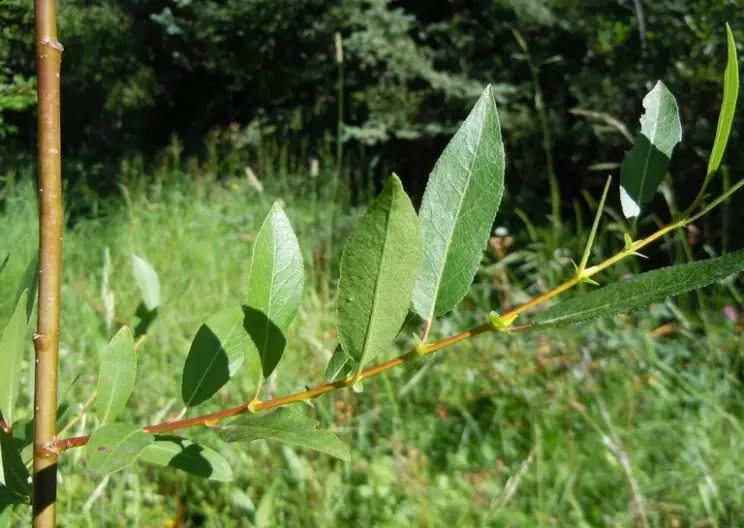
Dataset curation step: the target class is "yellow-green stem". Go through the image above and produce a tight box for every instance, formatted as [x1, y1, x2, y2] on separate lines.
[33, 0, 64, 525]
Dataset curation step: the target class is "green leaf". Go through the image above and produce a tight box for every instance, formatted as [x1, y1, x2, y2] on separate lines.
[337, 174, 422, 371]
[706, 23, 739, 179]
[324, 344, 353, 382]
[0, 429, 30, 501]
[0, 290, 28, 426]
[87, 423, 154, 475]
[131, 254, 161, 311]
[245, 202, 304, 378]
[532, 249, 744, 328]
[96, 326, 136, 424]
[222, 407, 350, 461]
[619, 81, 682, 218]
[138, 435, 233, 482]
[255, 479, 279, 528]
[413, 84, 506, 322]
[13, 253, 37, 325]
[181, 306, 260, 408]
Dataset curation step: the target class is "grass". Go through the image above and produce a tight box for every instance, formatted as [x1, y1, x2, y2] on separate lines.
[1, 162, 743, 527]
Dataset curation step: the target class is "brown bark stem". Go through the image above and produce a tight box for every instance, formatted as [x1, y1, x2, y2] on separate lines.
[33, 0, 63, 525]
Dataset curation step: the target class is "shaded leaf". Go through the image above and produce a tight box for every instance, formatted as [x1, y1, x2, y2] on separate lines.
[533, 249, 744, 328]
[181, 306, 259, 408]
[222, 407, 350, 461]
[0, 291, 28, 426]
[324, 344, 353, 382]
[13, 253, 37, 325]
[706, 23, 739, 179]
[138, 435, 233, 482]
[337, 174, 422, 370]
[619, 81, 681, 218]
[87, 423, 154, 475]
[245, 202, 304, 378]
[413, 84, 506, 322]
[131, 254, 161, 311]
[96, 326, 136, 424]
[0, 429, 30, 501]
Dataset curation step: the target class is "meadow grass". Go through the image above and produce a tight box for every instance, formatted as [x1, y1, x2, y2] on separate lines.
[1, 166, 743, 527]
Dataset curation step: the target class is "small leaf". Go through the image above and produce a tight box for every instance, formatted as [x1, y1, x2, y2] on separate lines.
[337, 174, 422, 371]
[413, 84, 506, 322]
[96, 326, 136, 424]
[245, 202, 304, 379]
[87, 423, 154, 475]
[13, 253, 37, 325]
[0, 291, 28, 426]
[138, 435, 233, 482]
[324, 344, 353, 382]
[0, 429, 30, 500]
[706, 24, 739, 179]
[181, 306, 260, 408]
[131, 254, 161, 311]
[619, 81, 682, 218]
[222, 407, 350, 461]
[533, 249, 744, 328]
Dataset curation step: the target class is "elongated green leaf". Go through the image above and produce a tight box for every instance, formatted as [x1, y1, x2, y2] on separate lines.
[533, 249, 744, 328]
[87, 423, 154, 475]
[337, 174, 422, 370]
[96, 326, 136, 424]
[0, 291, 28, 426]
[181, 306, 260, 407]
[131, 254, 161, 311]
[13, 253, 37, 325]
[413, 84, 505, 322]
[619, 81, 682, 218]
[245, 202, 304, 378]
[256, 479, 279, 528]
[0, 429, 30, 501]
[222, 407, 350, 461]
[706, 23, 739, 178]
[138, 435, 233, 482]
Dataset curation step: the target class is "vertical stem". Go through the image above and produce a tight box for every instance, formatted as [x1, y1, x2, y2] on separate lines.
[33, 0, 63, 525]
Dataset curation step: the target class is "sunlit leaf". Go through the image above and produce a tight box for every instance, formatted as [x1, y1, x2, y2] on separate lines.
[181, 306, 260, 408]
[131, 254, 161, 311]
[0, 429, 30, 502]
[0, 291, 28, 426]
[222, 407, 350, 461]
[87, 423, 154, 475]
[706, 23, 739, 179]
[619, 81, 681, 218]
[245, 202, 304, 378]
[533, 249, 744, 328]
[96, 326, 136, 424]
[138, 435, 233, 482]
[413, 84, 505, 323]
[337, 174, 422, 371]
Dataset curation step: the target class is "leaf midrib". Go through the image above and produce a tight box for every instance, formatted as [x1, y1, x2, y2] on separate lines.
[636, 89, 663, 202]
[425, 99, 489, 320]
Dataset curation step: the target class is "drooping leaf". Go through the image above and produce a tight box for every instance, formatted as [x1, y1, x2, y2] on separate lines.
[532, 249, 744, 328]
[138, 435, 233, 482]
[13, 253, 37, 325]
[96, 326, 136, 424]
[87, 423, 154, 475]
[131, 254, 161, 311]
[413, 84, 506, 322]
[337, 174, 422, 371]
[0, 291, 28, 426]
[245, 202, 304, 379]
[706, 23, 739, 179]
[0, 429, 30, 501]
[181, 306, 260, 408]
[222, 407, 350, 461]
[324, 344, 353, 382]
[619, 81, 682, 218]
